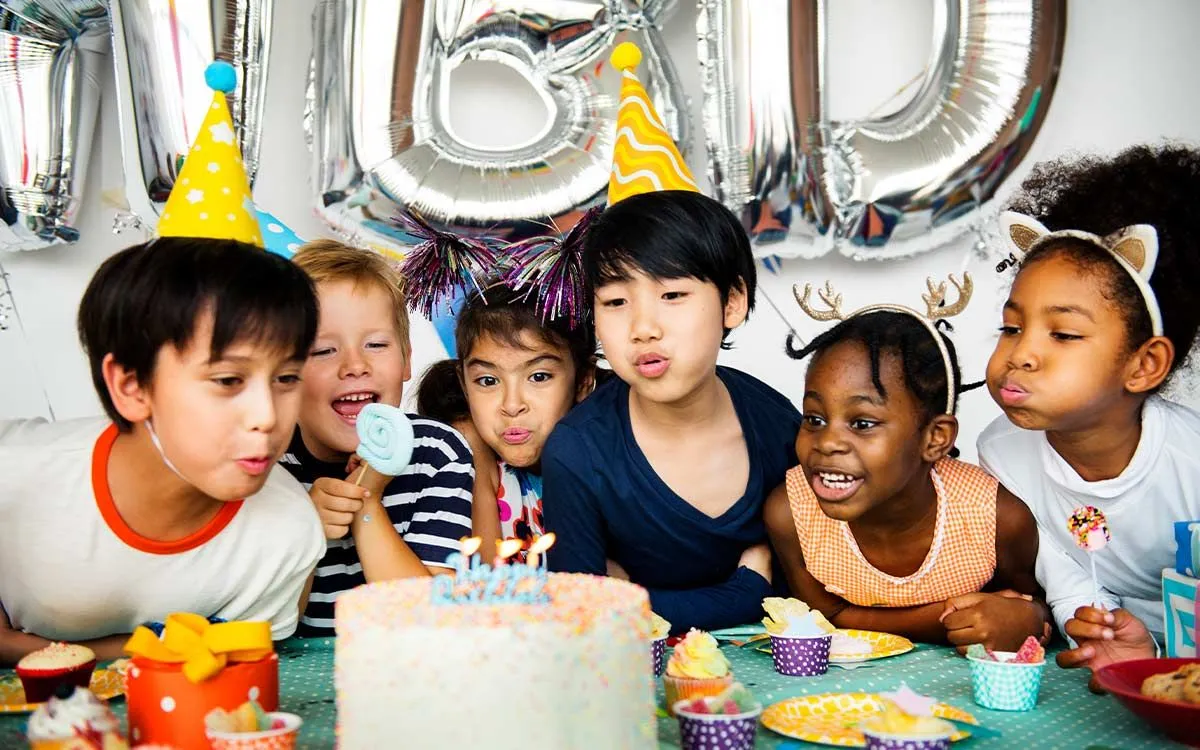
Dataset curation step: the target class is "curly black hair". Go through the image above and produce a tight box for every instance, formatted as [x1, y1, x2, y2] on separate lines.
[785, 311, 964, 425]
[1006, 144, 1200, 379]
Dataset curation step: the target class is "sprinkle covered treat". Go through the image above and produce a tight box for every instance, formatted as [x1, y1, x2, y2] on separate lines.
[334, 573, 656, 748]
[16, 645, 97, 705]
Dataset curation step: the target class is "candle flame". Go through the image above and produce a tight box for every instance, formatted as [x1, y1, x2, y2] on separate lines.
[528, 533, 556, 555]
[461, 536, 483, 556]
[497, 539, 523, 560]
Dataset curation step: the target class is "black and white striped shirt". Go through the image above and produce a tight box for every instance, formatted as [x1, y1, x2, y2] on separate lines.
[279, 416, 474, 636]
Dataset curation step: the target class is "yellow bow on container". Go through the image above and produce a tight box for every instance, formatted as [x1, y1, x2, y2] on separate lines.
[124, 613, 273, 683]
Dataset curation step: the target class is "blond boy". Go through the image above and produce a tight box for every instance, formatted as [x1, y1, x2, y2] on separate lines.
[283, 241, 473, 636]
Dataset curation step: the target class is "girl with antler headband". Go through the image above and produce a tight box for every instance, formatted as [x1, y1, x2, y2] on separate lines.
[979, 145, 1200, 685]
[764, 274, 1050, 651]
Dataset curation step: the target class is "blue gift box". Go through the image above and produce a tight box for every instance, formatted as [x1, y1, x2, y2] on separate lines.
[1162, 568, 1197, 658]
[1176, 520, 1200, 576]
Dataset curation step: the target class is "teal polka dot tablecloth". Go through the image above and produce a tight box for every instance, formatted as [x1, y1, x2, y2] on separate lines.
[0, 639, 1184, 748]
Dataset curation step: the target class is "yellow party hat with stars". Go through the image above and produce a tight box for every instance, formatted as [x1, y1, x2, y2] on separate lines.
[157, 61, 263, 247]
[607, 42, 699, 205]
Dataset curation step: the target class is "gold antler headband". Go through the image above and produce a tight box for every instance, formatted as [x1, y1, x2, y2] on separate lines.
[794, 274, 974, 414]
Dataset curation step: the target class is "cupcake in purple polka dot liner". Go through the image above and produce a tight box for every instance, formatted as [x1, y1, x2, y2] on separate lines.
[673, 682, 762, 750]
[762, 597, 834, 676]
[860, 685, 954, 750]
[651, 612, 671, 677]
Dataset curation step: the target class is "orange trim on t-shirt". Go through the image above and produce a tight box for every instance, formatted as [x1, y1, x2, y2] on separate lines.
[92, 423, 244, 555]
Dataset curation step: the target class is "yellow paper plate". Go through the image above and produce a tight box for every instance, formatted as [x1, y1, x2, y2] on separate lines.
[0, 669, 125, 714]
[762, 692, 977, 747]
[829, 629, 915, 663]
[754, 629, 915, 663]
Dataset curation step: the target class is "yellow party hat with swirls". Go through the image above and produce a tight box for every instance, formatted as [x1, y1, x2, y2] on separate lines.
[157, 62, 263, 247]
[607, 43, 699, 205]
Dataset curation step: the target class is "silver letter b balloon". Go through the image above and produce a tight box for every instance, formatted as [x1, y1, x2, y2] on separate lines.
[699, 0, 1066, 260]
[308, 0, 689, 249]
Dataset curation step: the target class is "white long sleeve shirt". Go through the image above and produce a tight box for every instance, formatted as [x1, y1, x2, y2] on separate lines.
[977, 396, 1200, 640]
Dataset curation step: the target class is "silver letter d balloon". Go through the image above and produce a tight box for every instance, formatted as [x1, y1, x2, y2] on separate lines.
[700, 0, 1066, 260]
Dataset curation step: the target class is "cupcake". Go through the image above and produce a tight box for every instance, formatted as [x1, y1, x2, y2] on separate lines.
[650, 613, 671, 677]
[966, 637, 1046, 711]
[17, 643, 97, 704]
[26, 684, 127, 750]
[860, 685, 954, 750]
[205, 700, 302, 750]
[762, 597, 834, 676]
[673, 682, 762, 750]
[662, 630, 733, 716]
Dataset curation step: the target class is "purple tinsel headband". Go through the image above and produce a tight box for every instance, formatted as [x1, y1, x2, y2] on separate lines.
[400, 208, 601, 329]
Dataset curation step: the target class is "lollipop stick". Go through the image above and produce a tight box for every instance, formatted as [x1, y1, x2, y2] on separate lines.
[352, 462, 369, 487]
[1090, 554, 1100, 609]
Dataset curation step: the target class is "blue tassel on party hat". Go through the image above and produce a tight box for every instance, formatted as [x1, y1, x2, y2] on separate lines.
[607, 42, 698, 205]
[157, 61, 263, 247]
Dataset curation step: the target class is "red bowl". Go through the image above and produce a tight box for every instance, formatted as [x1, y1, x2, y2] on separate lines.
[1093, 658, 1200, 747]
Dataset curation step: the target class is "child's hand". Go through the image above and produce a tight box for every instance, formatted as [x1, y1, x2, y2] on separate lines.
[738, 543, 772, 584]
[1058, 607, 1156, 690]
[940, 590, 1047, 652]
[309, 477, 369, 540]
[606, 559, 630, 580]
[345, 454, 364, 476]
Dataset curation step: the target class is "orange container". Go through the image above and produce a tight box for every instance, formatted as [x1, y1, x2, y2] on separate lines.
[125, 652, 279, 750]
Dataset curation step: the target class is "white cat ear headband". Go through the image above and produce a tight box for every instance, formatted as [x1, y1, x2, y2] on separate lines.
[997, 211, 1163, 337]
[793, 274, 974, 415]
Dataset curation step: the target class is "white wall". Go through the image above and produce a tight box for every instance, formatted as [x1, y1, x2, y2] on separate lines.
[3, 0, 1199, 462]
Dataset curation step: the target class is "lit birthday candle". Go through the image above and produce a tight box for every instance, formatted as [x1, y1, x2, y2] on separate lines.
[495, 539, 523, 567]
[448, 536, 483, 578]
[526, 533, 556, 570]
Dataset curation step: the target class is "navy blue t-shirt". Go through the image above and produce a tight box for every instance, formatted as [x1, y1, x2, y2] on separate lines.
[543, 366, 800, 633]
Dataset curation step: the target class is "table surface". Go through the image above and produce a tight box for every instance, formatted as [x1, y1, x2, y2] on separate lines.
[0, 637, 1182, 749]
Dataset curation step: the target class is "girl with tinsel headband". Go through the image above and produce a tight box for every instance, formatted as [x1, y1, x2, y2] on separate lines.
[406, 210, 601, 557]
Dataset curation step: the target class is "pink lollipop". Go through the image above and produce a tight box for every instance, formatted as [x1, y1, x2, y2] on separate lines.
[1067, 505, 1110, 551]
[1067, 505, 1110, 607]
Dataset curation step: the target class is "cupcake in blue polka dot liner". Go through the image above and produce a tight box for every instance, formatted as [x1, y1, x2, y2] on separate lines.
[673, 682, 762, 750]
[762, 597, 834, 676]
[650, 612, 671, 677]
[860, 685, 954, 750]
[966, 637, 1046, 711]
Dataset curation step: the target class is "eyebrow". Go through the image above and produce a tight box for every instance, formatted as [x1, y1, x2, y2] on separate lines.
[1044, 304, 1096, 321]
[465, 353, 564, 369]
[803, 391, 886, 407]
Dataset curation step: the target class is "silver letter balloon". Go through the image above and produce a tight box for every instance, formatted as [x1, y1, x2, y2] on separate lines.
[698, 0, 1066, 260]
[307, 0, 689, 249]
[0, 1, 108, 251]
[108, 0, 273, 227]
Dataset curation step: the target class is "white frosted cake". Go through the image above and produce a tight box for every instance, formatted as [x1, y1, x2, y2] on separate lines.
[335, 573, 656, 749]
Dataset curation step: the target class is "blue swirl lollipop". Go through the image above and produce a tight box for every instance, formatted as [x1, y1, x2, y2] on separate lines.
[355, 403, 415, 477]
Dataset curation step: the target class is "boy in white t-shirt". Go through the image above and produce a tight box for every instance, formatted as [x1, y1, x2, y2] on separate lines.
[0, 237, 327, 665]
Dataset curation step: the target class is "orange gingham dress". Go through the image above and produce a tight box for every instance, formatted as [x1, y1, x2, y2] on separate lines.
[785, 458, 998, 607]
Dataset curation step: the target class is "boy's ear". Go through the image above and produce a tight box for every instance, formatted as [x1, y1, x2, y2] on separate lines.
[575, 362, 597, 403]
[1124, 335, 1174, 394]
[723, 281, 750, 329]
[401, 339, 413, 383]
[102, 353, 152, 424]
[921, 413, 959, 463]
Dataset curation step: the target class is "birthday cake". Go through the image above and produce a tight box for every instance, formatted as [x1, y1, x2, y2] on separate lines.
[335, 571, 656, 749]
